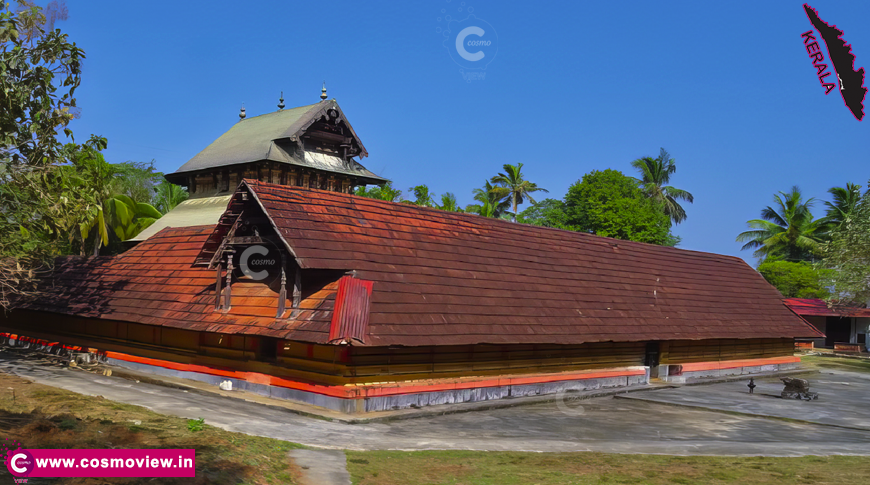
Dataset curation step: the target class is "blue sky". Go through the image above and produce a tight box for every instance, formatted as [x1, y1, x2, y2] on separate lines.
[61, 1, 869, 264]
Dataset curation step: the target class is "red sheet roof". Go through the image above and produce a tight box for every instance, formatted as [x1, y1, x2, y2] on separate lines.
[14, 181, 822, 346]
[783, 298, 870, 318]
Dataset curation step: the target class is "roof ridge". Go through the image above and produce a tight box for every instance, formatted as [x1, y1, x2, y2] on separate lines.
[247, 180, 744, 263]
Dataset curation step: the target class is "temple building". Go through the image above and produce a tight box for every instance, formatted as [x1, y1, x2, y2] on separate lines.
[0, 91, 823, 414]
[133, 86, 385, 242]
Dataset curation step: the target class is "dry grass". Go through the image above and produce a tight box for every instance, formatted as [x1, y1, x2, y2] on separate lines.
[0, 372, 303, 484]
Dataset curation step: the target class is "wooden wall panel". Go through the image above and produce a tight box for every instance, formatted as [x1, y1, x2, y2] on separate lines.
[663, 338, 793, 364]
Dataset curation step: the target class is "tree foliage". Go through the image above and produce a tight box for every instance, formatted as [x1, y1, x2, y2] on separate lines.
[0, 1, 82, 168]
[757, 260, 831, 299]
[823, 182, 863, 228]
[153, 180, 189, 214]
[490, 163, 547, 221]
[631, 148, 693, 224]
[435, 192, 462, 212]
[354, 181, 402, 202]
[820, 180, 870, 304]
[517, 198, 572, 229]
[564, 169, 678, 246]
[465, 181, 510, 219]
[736, 186, 825, 262]
[404, 185, 434, 207]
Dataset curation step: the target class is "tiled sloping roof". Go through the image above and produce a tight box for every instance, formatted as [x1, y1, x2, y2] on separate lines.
[244, 180, 823, 346]
[783, 298, 870, 318]
[13, 225, 336, 340]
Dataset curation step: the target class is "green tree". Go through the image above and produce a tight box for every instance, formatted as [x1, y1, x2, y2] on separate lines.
[490, 163, 548, 222]
[105, 194, 162, 241]
[564, 169, 677, 245]
[465, 181, 510, 218]
[0, 1, 83, 168]
[736, 186, 825, 262]
[823, 182, 862, 228]
[353, 181, 402, 202]
[757, 260, 831, 299]
[0, 1, 86, 306]
[111, 160, 164, 205]
[517, 198, 572, 229]
[820, 180, 870, 303]
[435, 192, 462, 212]
[631, 148, 693, 224]
[153, 181, 189, 214]
[404, 185, 434, 207]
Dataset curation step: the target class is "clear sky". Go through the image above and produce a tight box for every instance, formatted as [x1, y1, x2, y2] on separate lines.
[60, 1, 869, 264]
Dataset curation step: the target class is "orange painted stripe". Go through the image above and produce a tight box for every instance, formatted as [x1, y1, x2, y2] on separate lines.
[0, 333, 89, 352]
[677, 356, 800, 373]
[105, 350, 646, 399]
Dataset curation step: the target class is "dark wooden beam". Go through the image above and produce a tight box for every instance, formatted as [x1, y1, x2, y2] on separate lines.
[214, 264, 223, 311]
[292, 269, 301, 309]
[223, 252, 234, 312]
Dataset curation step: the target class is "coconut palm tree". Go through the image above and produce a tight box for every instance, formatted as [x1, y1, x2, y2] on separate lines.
[153, 181, 189, 214]
[354, 181, 402, 202]
[631, 148, 694, 224]
[736, 186, 825, 261]
[823, 182, 863, 228]
[490, 163, 548, 222]
[465, 181, 510, 218]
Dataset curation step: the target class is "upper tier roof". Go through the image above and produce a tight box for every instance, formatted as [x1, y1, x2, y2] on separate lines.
[167, 100, 385, 184]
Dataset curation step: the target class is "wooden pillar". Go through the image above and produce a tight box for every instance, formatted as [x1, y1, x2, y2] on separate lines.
[292, 268, 301, 309]
[276, 254, 287, 318]
[214, 264, 223, 310]
[224, 252, 234, 311]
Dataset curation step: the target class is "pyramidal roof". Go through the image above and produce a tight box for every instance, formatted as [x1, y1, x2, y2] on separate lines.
[166, 99, 385, 184]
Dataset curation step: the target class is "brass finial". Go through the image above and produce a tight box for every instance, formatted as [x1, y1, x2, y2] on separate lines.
[239, 104, 246, 121]
[320, 82, 327, 101]
[278, 92, 285, 111]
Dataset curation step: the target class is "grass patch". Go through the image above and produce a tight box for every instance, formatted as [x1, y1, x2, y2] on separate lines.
[346, 450, 870, 485]
[800, 354, 870, 374]
[0, 372, 304, 484]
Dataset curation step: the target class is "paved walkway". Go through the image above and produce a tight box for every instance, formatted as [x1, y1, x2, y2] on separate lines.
[1, 353, 868, 456]
[288, 449, 351, 485]
[618, 371, 870, 431]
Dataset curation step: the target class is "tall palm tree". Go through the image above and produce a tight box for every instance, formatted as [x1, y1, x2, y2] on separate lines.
[490, 163, 548, 222]
[465, 181, 510, 218]
[736, 186, 825, 261]
[823, 182, 862, 228]
[631, 148, 694, 224]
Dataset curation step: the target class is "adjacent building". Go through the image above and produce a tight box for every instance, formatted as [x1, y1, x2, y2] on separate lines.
[785, 298, 870, 351]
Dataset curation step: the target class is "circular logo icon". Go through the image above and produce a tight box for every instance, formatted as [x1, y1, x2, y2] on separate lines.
[443, 14, 499, 71]
[554, 389, 587, 417]
[237, 241, 284, 289]
[7, 450, 34, 477]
